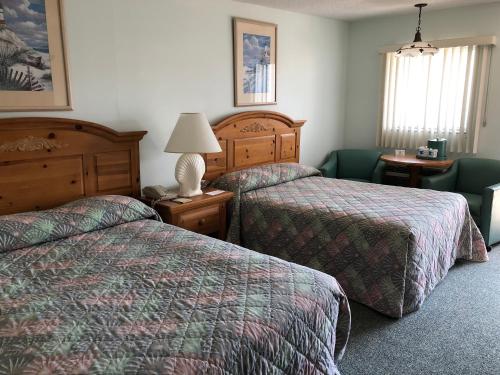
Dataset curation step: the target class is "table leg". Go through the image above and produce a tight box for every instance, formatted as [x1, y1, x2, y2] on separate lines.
[408, 166, 421, 188]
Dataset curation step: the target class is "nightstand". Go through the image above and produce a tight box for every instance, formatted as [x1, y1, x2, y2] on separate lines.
[142, 188, 234, 240]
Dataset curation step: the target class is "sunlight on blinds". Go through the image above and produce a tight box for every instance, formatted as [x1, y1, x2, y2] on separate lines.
[379, 44, 492, 153]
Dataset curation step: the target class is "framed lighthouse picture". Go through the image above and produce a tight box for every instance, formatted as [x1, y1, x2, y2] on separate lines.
[0, 0, 71, 111]
[233, 18, 277, 107]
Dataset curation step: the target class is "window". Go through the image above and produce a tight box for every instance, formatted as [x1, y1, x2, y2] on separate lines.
[378, 41, 493, 153]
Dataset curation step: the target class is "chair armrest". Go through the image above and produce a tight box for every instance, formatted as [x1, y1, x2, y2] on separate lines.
[481, 182, 500, 247]
[421, 163, 458, 191]
[319, 151, 338, 178]
[372, 160, 386, 184]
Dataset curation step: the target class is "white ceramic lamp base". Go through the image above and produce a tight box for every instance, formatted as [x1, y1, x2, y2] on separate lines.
[175, 153, 205, 197]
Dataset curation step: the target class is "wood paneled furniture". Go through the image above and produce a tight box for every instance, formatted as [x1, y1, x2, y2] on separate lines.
[380, 154, 454, 188]
[0, 117, 146, 215]
[203, 111, 305, 181]
[142, 188, 234, 240]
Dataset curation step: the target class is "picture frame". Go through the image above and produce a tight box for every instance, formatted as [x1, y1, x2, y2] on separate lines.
[0, 0, 72, 111]
[233, 17, 277, 107]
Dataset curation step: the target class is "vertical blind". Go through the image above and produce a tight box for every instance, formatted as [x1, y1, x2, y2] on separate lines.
[378, 44, 493, 153]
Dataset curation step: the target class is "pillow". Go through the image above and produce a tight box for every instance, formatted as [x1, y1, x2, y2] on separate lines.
[212, 162, 321, 195]
[0, 195, 160, 253]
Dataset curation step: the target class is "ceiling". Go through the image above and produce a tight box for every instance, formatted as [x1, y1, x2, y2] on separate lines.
[234, 0, 500, 20]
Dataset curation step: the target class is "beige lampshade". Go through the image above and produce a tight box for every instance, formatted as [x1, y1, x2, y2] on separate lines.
[164, 113, 222, 154]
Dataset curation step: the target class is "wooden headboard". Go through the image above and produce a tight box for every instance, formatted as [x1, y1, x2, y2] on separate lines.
[203, 111, 305, 180]
[0, 118, 146, 215]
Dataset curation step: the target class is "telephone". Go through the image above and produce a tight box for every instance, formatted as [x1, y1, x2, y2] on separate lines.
[142, 185, 177, 202]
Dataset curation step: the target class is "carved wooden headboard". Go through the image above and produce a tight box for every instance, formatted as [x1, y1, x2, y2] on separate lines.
[203, 111, 305, 180]
[0, 118, 146, 215]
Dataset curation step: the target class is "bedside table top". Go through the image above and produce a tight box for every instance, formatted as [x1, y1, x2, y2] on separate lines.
[142, 188, 234, 214]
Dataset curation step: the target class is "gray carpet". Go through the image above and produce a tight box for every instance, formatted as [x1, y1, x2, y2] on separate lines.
[339, 247, 500, 375]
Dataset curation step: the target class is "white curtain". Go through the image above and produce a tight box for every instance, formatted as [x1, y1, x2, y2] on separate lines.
[378, 44, 493, 153]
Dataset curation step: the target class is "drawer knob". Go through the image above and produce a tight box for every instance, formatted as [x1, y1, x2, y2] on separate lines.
[198, 218, 206, 226]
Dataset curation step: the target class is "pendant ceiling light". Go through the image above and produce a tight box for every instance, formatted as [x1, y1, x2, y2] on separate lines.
[397, 3, 438, 57]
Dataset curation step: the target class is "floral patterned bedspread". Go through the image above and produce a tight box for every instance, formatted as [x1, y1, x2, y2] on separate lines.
[0, 195, 350, 374]
[213, 163, 488, 318]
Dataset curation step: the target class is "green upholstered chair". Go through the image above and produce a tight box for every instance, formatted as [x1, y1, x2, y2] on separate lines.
[319, 149, 386, 184]
[421, 158, 500, 247]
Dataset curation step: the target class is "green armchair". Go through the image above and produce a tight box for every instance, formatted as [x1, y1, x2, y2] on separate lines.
[421, 158, 500, 247]
[319, 149, 386, 184]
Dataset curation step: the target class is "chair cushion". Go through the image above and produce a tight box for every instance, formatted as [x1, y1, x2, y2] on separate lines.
[458, 192, 482, 221]
[456, 158, 500, 195]
[337, 150, 382, 181]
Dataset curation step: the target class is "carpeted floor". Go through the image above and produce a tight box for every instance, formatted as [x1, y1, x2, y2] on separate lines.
[339, 247, 500, 375]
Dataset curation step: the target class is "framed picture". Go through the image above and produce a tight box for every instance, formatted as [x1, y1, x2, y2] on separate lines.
[233, 17, 277, 107]
[0, 0, 71, 111]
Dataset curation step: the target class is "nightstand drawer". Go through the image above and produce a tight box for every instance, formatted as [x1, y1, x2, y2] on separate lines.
[141, 189, 233, 240]
[177, 205, 220, 234]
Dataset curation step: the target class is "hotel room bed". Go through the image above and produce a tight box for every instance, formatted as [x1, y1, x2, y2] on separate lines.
[212, 163, 489, 318]
[0, 195, 351, 374]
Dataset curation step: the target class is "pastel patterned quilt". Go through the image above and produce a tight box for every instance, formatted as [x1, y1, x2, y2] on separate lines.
[0, 195, 350, 374]
[212, 163, 489, 318]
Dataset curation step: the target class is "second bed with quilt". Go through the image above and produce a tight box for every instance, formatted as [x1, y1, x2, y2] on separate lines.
[213, 163, 488, 318]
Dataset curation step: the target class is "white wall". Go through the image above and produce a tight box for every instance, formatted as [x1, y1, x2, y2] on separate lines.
[0, 0, 348, 187]
[345, 3, 500, 160]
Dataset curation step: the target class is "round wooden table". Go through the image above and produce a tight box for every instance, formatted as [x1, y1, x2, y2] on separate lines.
[380, 155, 455, 188]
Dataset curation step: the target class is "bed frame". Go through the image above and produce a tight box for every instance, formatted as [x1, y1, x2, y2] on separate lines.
[203, 111, 305, 180]
[0, 112, 301, 214]
[0, 118, 146, 215]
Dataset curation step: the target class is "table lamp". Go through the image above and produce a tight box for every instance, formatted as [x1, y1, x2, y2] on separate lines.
[165, 113, 222, 197]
